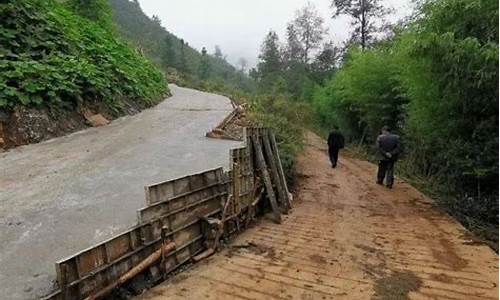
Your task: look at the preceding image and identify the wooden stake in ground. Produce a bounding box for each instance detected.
[252,134,281,223]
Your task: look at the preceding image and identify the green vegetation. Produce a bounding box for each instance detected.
[250,0,497,240]
[312,0,498,235]
[248,3,339,182]
[67,0,114,30]
[109,0,253,92]
[0,0,167,113]
[250,92,310,184]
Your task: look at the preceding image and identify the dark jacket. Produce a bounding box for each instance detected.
[376,133,401,161]
[328,131,345,150]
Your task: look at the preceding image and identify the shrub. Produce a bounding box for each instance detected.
[0,0,167,112]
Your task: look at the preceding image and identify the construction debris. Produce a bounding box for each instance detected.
[206,104,253,141]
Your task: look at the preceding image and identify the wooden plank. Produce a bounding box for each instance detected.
[234,160,241,215]
[270,132,292,208]
[262,129,289,213]
[251,134,281,223]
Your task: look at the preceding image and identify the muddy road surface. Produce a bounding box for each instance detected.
[0,85,241,300]
[138,132,498,300]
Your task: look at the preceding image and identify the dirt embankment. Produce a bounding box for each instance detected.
[136,131,498,300]
[0,97,163,150]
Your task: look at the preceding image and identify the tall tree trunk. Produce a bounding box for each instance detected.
[361,0,366,50]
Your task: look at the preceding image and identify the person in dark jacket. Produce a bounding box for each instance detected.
[327,126,344,168]
[376,125,401,189]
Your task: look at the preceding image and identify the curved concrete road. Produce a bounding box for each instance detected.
[0,85,242,300]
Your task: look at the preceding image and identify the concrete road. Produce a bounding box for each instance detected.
[0,85,242,300]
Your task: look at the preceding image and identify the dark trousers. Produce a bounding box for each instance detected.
[377,160,395,187]
[329,147,339,167]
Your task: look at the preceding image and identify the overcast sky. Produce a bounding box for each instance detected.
[138,0,414,68]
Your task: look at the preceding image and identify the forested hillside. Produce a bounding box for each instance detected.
[250,0,498,242]
[109,0,253,92]
[0,0,167,148]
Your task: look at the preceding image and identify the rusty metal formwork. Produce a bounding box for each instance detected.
[44,168,228,300]
[144,168,223,206]
[229,147,254,215]
[42,127,290,300]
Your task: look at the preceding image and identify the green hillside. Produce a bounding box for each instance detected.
[110,0,253,91]
[0,0,168,111]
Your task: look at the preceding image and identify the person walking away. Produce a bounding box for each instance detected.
[327,126,344,168]
[376,125,401,188]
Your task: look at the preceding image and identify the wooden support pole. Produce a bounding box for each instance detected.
[233,161,241,216]
[193,194,232,263]
[262,130,289,213]
[215,195,232,249]
[270,132,292,208]
[251,134,281,223]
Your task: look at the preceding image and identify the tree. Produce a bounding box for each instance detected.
[330,0,389,49]
[151,15,162,26]
[291,2,327,64]
[68,0,113,29]
[257,31,283,88]
[162,35,176,67]
[214,45,223,59]
[237,57,248,73]
[311,41,339,82]
[249,68,259,81]
[178,39,188,72]
[284,24,304,64]
[199,47,210,79]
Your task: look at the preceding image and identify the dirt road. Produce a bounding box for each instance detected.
[0,85,241,300]
[137,132,498,300]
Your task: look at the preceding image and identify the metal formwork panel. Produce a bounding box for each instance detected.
[48,169,228,300]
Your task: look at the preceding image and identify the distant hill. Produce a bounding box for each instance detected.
[110,0,253,90]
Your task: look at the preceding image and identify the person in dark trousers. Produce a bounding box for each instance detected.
[376,125,401,189]
[327,126,344,168]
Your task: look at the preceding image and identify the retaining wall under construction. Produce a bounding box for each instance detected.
[43,127,291,300]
